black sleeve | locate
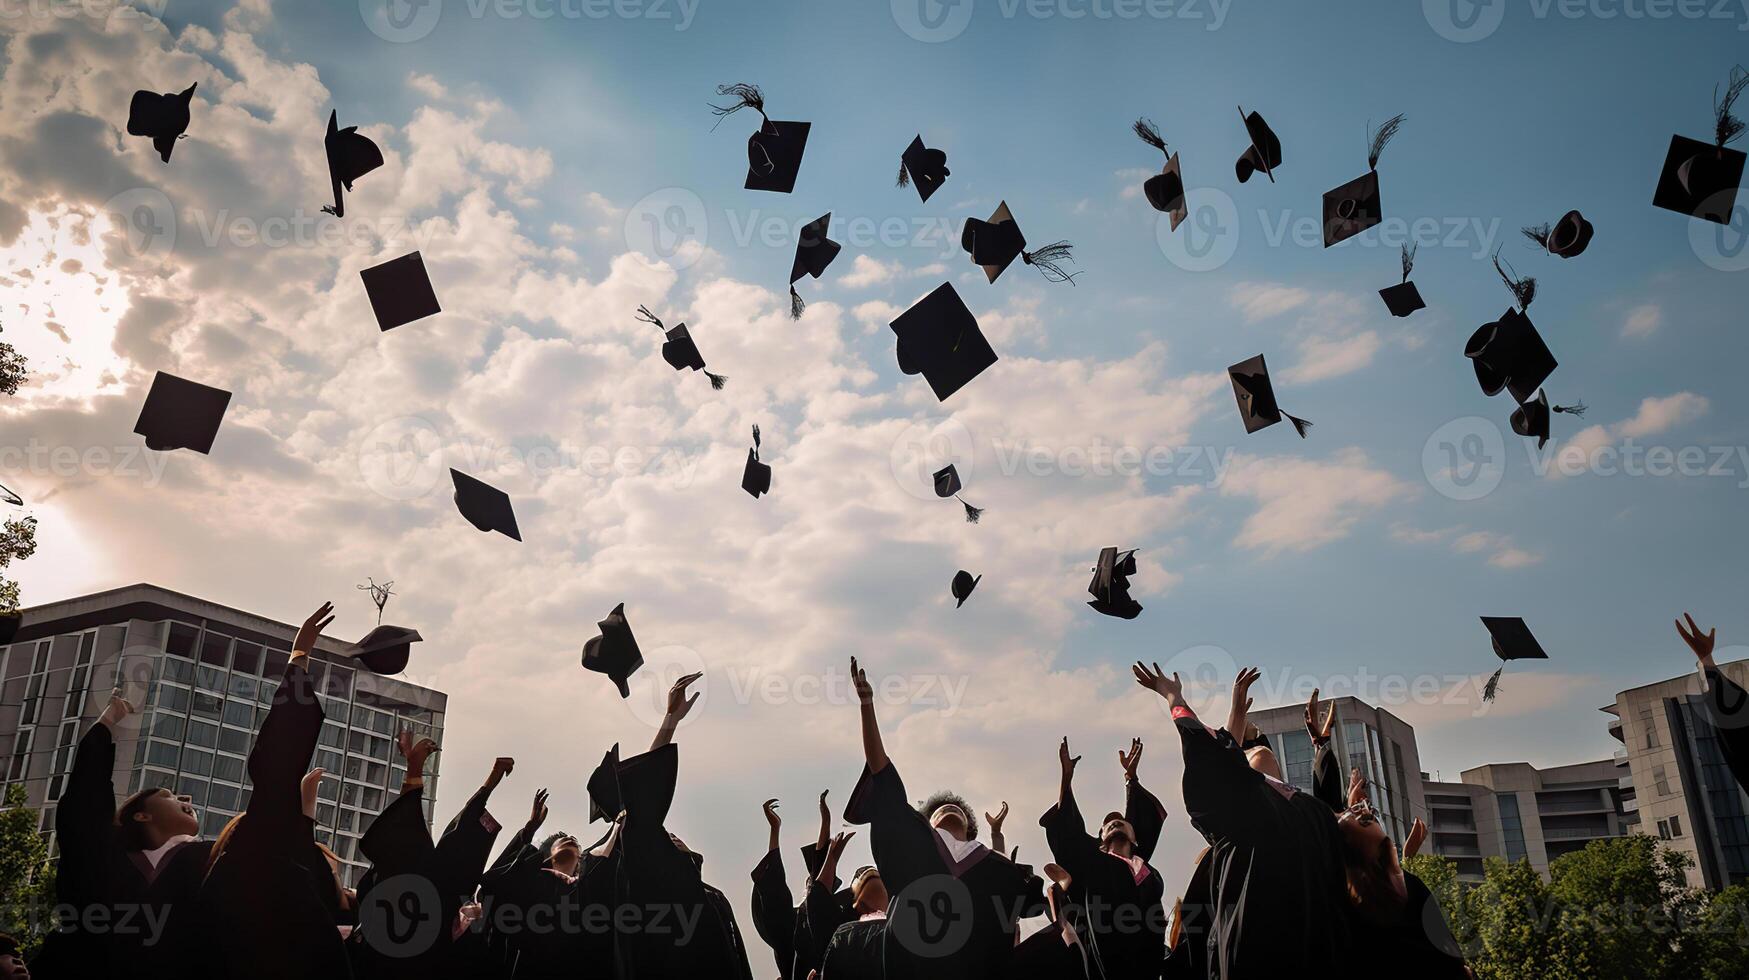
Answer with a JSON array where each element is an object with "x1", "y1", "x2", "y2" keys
[
  {"x1": 1125, "y1": 777, "x2": 1169, "y2": 862},
  {"x1": 54, "y1": 723, "x2": 120, "y2": 903},
  {"x1": 793, "y1": 876, "x2": 852, "y2": 979},
  {"x1": 1039, "y1": 785, "x2": 1102, "y2": 885},
  {"x1": 1311, "y1": 740, "x2": 1345, "y2": 813},
  {"x1": 1707, "y1": 668, "x2": 1749, "y2": 794},
  {"x1": 1177, "y1": 717, "x2": 1258, "y2": 836},
  {"x1": 843, "y1": 761, "x2": 910, "y2": 827},
  {"x1": 358, "y1": 784, "x2": 433, "y2": 879},
  {"x1": 244, "y1": 661, "x2": 325, "y2": 833},
  {"x1": 749, "y1": 847, "x2": 796, "y2": 979}
]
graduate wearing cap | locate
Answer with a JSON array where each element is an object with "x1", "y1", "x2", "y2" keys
[
  {"x1": 747, "y1": 794, "x2": 836, "y2": 980},
  {"x1": 1132, "y1": 662, "x2": 1352, "y2": 979},
  {"x1": 474, "y1": 785, "x2": 611, "y2": 978},
  {"x1": 1038, "y1": 737, "x2": 1169, "y2": 980},
  {"x1": 193, "y1": 603, "x2": 355, "y2": 980},
  {"x1": 1675, "y1": 613, "x2": 1749, "y2": 794},
  {"x1": 842, "y1": 656, "x2": 1045, "y2": 979},
  {"x1": 30, "y1": 693, "x2": 212, "y2": 980}
]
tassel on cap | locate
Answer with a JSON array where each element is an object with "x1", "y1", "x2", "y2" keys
[
  {"x1": 1400, "y1": 242, "x2": 1417, "y2": 284},
  {"x1": 1483, "y1": 667, "x2": 1504, "y2": 703},
  {"x1": 709, "y1": 82, "x2": 766, "y2": 129},
  {"x1": 1493, "y1": 251, "x2": 1537, "y2": 311},
  {"x1": 790, "y1": 286, "x2": 805, "y2": 320},
  {"x1": 1286, "y1": 414, "x2": 1313, "y2": 439},
  {"x1": 1133, "y1": 117, "x2": 1167, "y2": 155},
  {"x1": 634, "y1": 304, "x2": 663, "y2": 330},
  {"x1": 1367, "y1": 113, "x2": 1406, "y2": 171},
  {"x1": 1553, "y1": 400, "x2": 1585, "y2": 417},
  {"x1": 1715, "y1": 66, "x2": 1748, "y2": 148},
  {"x1": 958, "y1": 497, "x2": 983, "y2": 524},
  {"x1": 1021, "y1": 241, "x2": 1081, "y2": 284},
  {"x1": 750, "y1": 424, "x2": 761, "y2": 454},
  {"x1": 705, "y1": 371, "x2": 728, "y2": 391},
  {"x1": 897, "y1": 161, "x2": 910, "y2": 187}
]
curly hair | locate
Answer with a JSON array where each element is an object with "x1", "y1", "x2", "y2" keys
[{"x1": 916, "y1": 790, "x2": 979, "y2": 841}]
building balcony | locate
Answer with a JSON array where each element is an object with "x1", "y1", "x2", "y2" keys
[
  {"x1": 1543, "y1": 826, "x2": 1614, "y2": 840},
  {"x1": 1537, "y1": 800, "x2": 1613, "y2": 815}
]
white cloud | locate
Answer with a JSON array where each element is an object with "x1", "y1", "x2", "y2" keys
[
  {"x1": 1229, "y1": 282, "x2": 1312, "y2": 323},
  {"x1": 1621, "y1": 303, "x2": 1662, "y2": 340},
  {"x1": 839, "y1": 254, "x2": 899, "y2": 289},
  {"x1": 1222, "y1": 449, "x2": 1413, "y2": 555},
  {"x1": 1545, "y1": 392, "x2": 1711, "y2": 478}
]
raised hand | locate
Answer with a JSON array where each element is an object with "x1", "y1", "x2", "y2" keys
[
  {"x1": 1676, "y1": 613, "x2": 1718, "y2": 669},
  {"x1": 485, "y1": 757, "x2": 515, "y2": 790},
  {"x1": 1228, "y1": 666, "x2": 1261, "y2": 738},
  {"x1": 763, "y1": 798, "x2": 781, "y2": 831},
  {"x1": 301, "y1": 768, "x2": 325, "y2": 819},
  {"x1": 984, "y1": 801, "x2": 1009, "y2": 833},
  {"x1": 665, "y1": 672, "x2": 704, "y2": 723},
  {"x1": 397, "y1": 730, "x2": 440, "y2": 775},
  {"x1": 529, "y1": 788, "x2": 550, "y2": 831},
  {"x1": 1131, "y1": 662, "x2": 1183, "y2": 703},
  {"x1": 1404, "y1": 817, "x2": 1428, "y2": 860},
  {"x1": 825, "y1": 829, "x2": 855, "y2": 862},
  {"x1": 293, "y1": 602, "x2": 335, "y2": 658},
  {"x1": 1305, "y1": 687, "x2": 1337, "y2": 746},
  {"x1": 99, "y1": 694, "x2": 135, "y2": 730},
  {"x1": 849, "y1": 657, "x2": 873, "y2": 705},
  {"x1": 1118, "y1": 737, "x2": 1144, "y2": 782},
  {"x1": 817, "y1": 790, "x2": 832, "y2": 848},
  {"x1": 1346, "y1": 768, "x2": 1368, "y2": 809},
  {"x1": 1059, "y1": 737, "x2": 1081, "y2": 778}
]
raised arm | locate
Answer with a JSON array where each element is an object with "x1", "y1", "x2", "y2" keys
[
  {"x1": 1041, "y1": 738, "x2": 1102, "y2": 879},
  {"x1": 1679, "y1": 613, "x2": 1749, "y2": 792},
  {"x1": 1226, "y1": 667, "x2": 1261, "y2": 742},
  {"x1": 1306, "y1": 689, "x2": 1345, "y2": 812},
  {"x1": 247, "y1": 603, "x2": 332, "y2": 822},
  {"x1": 851, "y1": 657, "x2": 888, "y2": 774},
  {"x1": 398, "y1": 729, "x2": 440, "y2": 795},
  {"x1": 1120, "y1": 738, "x2": 1169, "y2": 861},
  {"x1": 650, "y1": 671, "x2": 703, "y2": 751},
  {"x1": 1135, "y1": 661, "x2": 1258, "y2": 833},
  {"x1": 984, "y1": 801, "x2": 1009, "y2": 857}
]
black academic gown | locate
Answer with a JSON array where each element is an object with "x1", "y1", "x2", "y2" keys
[
  {"x1": 1706, "y1": 667, "x2": 1749, "y2": 794},
  {"x1": 1343, "y1": 871, "x2": 1468, "y2": 980},
  {"x1": 1008, "y1": 917, "x2": 1094, "y2": 980},
  {"x1": 1176, "y1": 719, "x2": 1350, "y2": 980},
  {"x1": 793, "y1": 871, "x2": 856, "y2": 979},
  {"x1": 195, "y1": 660, "x2": 351, "y2": 980},
  {"x1": 31, "y1": 723, "x2": 214, "y2": 980},
  {"x1": 843, "y1": 762, "x2": 1046, "y2": 980},
  {"x1": 474, "y1": 821, "x2": 612, "y2": 979},
  {"x1": 750, "y1": 847, "x2": 798, "y2": 979},
  {"x1": 818, "y1": 917, "x2": 885, "y2": 980},
  {"x1": 1039, "y1": 784, "x2": 1167, "y2": 980}
]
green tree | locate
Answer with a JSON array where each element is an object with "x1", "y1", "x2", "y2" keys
[
  {"x1": 1545, "y1": 835, "x2": 1706, "y2": 980},
  {"x1": 0, "y1": 784, "x2": 54, "y2": 954},
  {"x1": 1694, "y1": 883, "x2": 1749, "y2": 980},
  {"x1": 1466, "y1": 855, "x2": 1564, "y2": 980},
  {"x1": 0, "y1": 515, "x2": 37, "y2": 615},
  {"x1": 0, "y1": 325, "x2": 25, "y2": 396}
]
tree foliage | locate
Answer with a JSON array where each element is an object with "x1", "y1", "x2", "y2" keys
[
  {"x1": 0, "y1": 784, "x2": 54, "y2": 955},
  {"x1": 0, "y1": 515, "x2": 38, "y2": 614}
]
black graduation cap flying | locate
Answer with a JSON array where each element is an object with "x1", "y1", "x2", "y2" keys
[
  {"x1": 931, "y1": 464, "x2": 984, "y2": 524},
  {"x1": 134, "y1": 371, "x2": 232, "y2": 454},
  {"x1": 322, "y1": 110, "x2": 385, "y2": 218},
  {"x1": 1, "y1": 483, "x2": 22, "y2": 507},
  {"x1": 450, "y1": 468, "x2": 521, "y2": 541},
  {"x1": 898, "y1": 135, "x2": 950, "y2": 203},
  {"x1": 1654, "y1": 67, "x2": 1748, "y2": 224},
  {"x1": 1087, "y1": 547, "x2": 1142, "y2": 620},
  {"x1": 1234, "y1": 105, "x2": 1281, "y2": 184},
  {"x1": 1379, "y1": 243, "x2": 1426, "y2": 318},
  {"x1": 349, "y1": 625, "x2": 422, "y2": 675},
  {"x1": 1521, "y1": 210, "x2": 1594, "y2": 259},
  {"x1": 1323, "y1": 113, "x2": 1404, "y2": 248},
  {"x1": 1479, "y1": 616, "x2": 1549, "y2": 702},
  {"x1": 1227, "y1": 355, "x2": 1310, "y2": 438},
  {"x1": 1465, "y1": 253, "x2": 1557, "y2": 405},
  {"x1": 961, "y1": 201, "x2": 1080, "y2": 285},
  {"x1": 890, "y1": 282, "x2": 998, "y2": 403},
  {"x1": 1510, "y1": 389, "x2": 1587, "y2": 450},
  {"x1": 742, "y1": 425, "x2": 771, "y2": 499},
  {"x1": 951, "y1": 570, "x2": 980, "y2": 608},
  {"x1": 126, "y1": 83, "x2": 196, "y2": 163},
  {"x1": 711, "y1": 83, "x2": 810, "y2": 194},
  {"x1": 582, "y1": 603, "x2": 643, "y2": 698},
  {"x1": 789, "y1": 213, "x2": 842, "y2": 319},
  {"x1": 360, "y1": 252, "x2": 441, "y2": 331},
  {"x1": 1133, "y1": 118, "x2": 1186, "y2": 230},
  {"x1": 637, "y1": 305, "x2": 726, "y2": 389}
]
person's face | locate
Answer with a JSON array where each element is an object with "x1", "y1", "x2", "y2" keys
[
  {"x1": 1099, "y1": 818, "x2": 1136, "y2": 855},
  {"x1": 853, "y1": 871, "x2": 888, "y2": 913},
  {"x1": 0, "y1": 949, "x2": 29, "y2": 980},
  {"x1": 929, "y1": 804, "x2": 969, "y2": 841},
  {"x1": 1245, "y1": 746, "x2": 1282, "y2": 781},
  {"x1": 551, "y1": 836, "x2": 582, "y2": 863},
  {"x1": 1337, "y1": 802, "x2": 1392, "y2": 861},
  {"x1": 134, "y1": 789, "x2": 200, "y2": 839}
]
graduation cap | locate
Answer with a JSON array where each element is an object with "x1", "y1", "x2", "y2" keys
[
  {"x1": 890, "y1": 282, "x2": 998, "y2": 402},
  {"x1": 134, "y1": 372, "x2": 232, "y2": 454},
  {"x1": 0, "y1": 611, "x2": 19, "y2": 646},
  {"x1": 1087, "y1": 547, "x2": 1142, "y2": 620},
  {"x1": 1509, "y1": 390, "x2": 1587, "y2": 450},
  {"x1": 1379, "y1": 243, "x2": 1426, "y2": 318},
  {"x1": 1653, "y1": 67, "x2": 1748, "y2": 224},
  {"x1": 1466, "y1": 254, "x2": 1557, "y2": 404},
  {"x1": 960, "y1": 202, "x2": 1080, "y2": 284},
  {"x1": 322, "y1": 110, "x2": 384, "y2": 218},
  {"x1": 711, "y1": 83, "x2": 810, "y2": 194},
  {"x1": 359, "y1": 252, "x2": 441, "y2": 331},
  {"x1": 0, "y1": 483, "x2": 21, "y2": 507},
  {"x1": 931, "y1": 464, "x2": 984, "y2": 523},
  {"x1": 950, "y1": 570, "x2": 981, "y2": 608},
  {"x1": 582, "y1": 603, "x2": 643, "y2": 699},
  {"x1": 1227, "y1": 355, "x2": 1311, "y2": 438},
  {"x1": 450, "y1": 469, "x2": 521, "y2": 541},
  {"x1": 898, "y1": 135, "x2": 950, "y2": 203},
  {"x1": 789, "y1": 213, "x2": 842, "y2": 319},
  {"x1": 742, "y1": 425, "x2": 771, "y2": 499},
  {"x1": 1322, "y1": 114, "x2": 1404, "y2": 248},
  {"x1": 1234, "y1": 106, "x2": 1282, "y2": 184},
  {"x1": 348, "y1": 625, "x2": 422, "y2": 675},
  {"x1": 1133, "y1": 118, "x2": 1187, "y2": 230},
  {"x1": 1479, "y1": 616, "x2": 1549, "y2": 702},
  {"x1": 636, "y1": 305, "x2": 726, "y2": 389},
  {"x1": 1522, "y1": 210, "x2": 1594, "y2": 259},
  {"x1": 126, "y1": 83, "x2": 196, "y2": 163}
]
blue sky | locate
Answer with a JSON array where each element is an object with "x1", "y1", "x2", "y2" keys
[{"x1": 3, "y1": 0, "x2": 1748, "y2": 939}]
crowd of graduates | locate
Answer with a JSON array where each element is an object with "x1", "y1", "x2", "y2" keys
[{"x1": 2, "y1": 604, "x2": 1744, "y2": 980}]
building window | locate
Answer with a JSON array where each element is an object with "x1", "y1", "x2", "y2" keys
[
  {"x1": 1653, "y1": 766, "x2": 1672, "y2": 796},
  {"x1": 1499, "y1": 793, "x2": 1528, "y2": 863},
  {"x1": 1639, "y1": 706, "x2": 1659, "y2": 749},
  {"x1": 1658, "y1": 819, "x2": 1671, "y2": 840},
  {"x1": 1670, "y1": 816, "x2": 1684, "y2": 838}
]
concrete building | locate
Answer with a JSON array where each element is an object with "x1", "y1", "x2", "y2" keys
[
  {"x1": 1420, "y1": 760, "x2": 1629, "y2": 882},
  {"x1": 1604, "y1": 659, "x2": 1749, "y2": 891},
  {"x1": 1247, "y1": 696, "x2": 1424, "y2": 847},
  {"x1": 0, "y1": 584, "x2": 447, "y2": 887}
]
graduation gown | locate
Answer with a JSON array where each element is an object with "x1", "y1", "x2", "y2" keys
[
  {"x1": 843, "y1": 762, "x2": 1046, "y2": 980},
  {"x1": 1008, "y1": 917, "x2": 1093, "y2": 980},
  {"x1": 195, "y1": 659, "x2": 351, "y2": 980},
  {"x1": 1176, "y1": 718, "x2": 1350, "y2": 980},
  {"x1": 792, "y1": 872, "x2": 855, "y2": 979},
  {"x1": 1705, "y1": 667, "x2": 1749, "y2": 794},
  {"x1": 474, "y1": 821, "x2": 610, "y2": 978},
  {"x1": 1342, "y1": 871, "x2": 1468, "y2": 980},
  {"x1": 750, "y1": 848, "x2": 798, "y2": 979},
  {"x1": 31, "y1": 723, "x2": 214, "y2": 980},
  {"x1": 818, "y1": 917, "x2": 885, "y2": 980},
  {"x1": 1039, "y1": 784, "x2": 1167, "y2": 979}
]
